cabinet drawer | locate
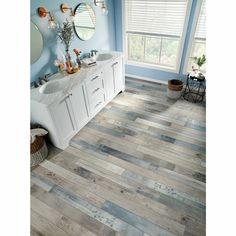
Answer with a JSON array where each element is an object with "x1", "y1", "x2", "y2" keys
[
  {"x1": 89, "y1": 92, "x2": 105, "y2": 113},
  {"x1": 86, "y1": 75, "x2": 103, "y2": 97}
]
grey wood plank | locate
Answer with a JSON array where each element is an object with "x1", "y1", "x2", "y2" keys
[
  {"x1": 32, "y1": 172, "x2": 145, "y2": 236},
  {"x1": 31, "y1": 77, "x2": 205, "y2": 236},
  {"x1": 31, "y1": 195, "x2": 96, "y2": 236},
  {"x1": 31, "y1": 210, "x2": 70, "y2": 236},
  {"x1": 51, "y1": 185, "x2": 145, "y2": 236},
  {"x1": 31, "y1": 185, "x2": 122, "y2": 236},
  {"x1": 39, "y1": 159, "x2": 185, "y2": 236},
  {"x1": 102, "y1": 201, "x2": 177, "y2": 236}
]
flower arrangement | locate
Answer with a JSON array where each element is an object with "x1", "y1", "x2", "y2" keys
[
  {"x1": 57, "y1": 20, "x2": 74, "y2": 54},
  {"x1": 57, "y1": 20, "x2": 76, "y2": 73},
  {"x1": 54, "y1": 59, "x2": 65, "y2": 72}
]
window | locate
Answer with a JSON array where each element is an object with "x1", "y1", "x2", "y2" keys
[
  {"x1": 125, "y1": 0, "x2": 190, "y2": 71},
  {"x1": 187, "y1": 0, "x2": 206, "y2": 72}
]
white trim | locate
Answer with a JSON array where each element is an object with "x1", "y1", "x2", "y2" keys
[
  {"x1": 126, "y1": 60, "x2": 177, "y2": 73},
  {"x1": 176, "y1": 0, "x2": 193, "y2": 73},
  {"x1": 125, "y1": 73, "x2": 168, "y2": 85},
  {"x1": 121, "y1": 0, "x2": 126, "y2": 55},
  {"x1": 183, "y1": 0, "x2": 203, "y2": 73},
  {"x1": 122, "y1": 0, "x2": 193, "y2": 74}
]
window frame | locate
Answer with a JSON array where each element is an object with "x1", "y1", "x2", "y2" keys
[
  {"x1": 122, "y1": 0, "x2": 193, "y2": 73},
  {"x1": 183, "y1": 0, "x2": 205, "y2": 74}
]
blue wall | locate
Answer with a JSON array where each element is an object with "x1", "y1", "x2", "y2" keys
[
  {"x1": 114, "y1": 0, "x2": 198, "y2": 82},
  {"x1": 30, "y1": 0, "x2": 115, "y2": 82}
]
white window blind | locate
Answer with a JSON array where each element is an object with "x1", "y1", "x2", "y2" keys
[
  {"x1": 125, "y1": 0, "x2": 188, "y2": 37},
  {"x1": 195, "y1": 0, "x2": 206, "y2": 39}
]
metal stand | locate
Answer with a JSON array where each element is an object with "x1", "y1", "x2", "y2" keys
[{"x1": 183, "y1": 74, "x2": 206, "y2": 103}]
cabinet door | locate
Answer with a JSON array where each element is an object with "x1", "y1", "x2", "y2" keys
[
  {"x1": 112, "y1": 57, "x2": 124, "y2": 94},
  {"x1": 103, "y1": 64, "x2": 115, "y2": 101},
  {"x1": 69, "y1": 84, "x2": 89, "y2": 129},
  {"x1": 49, "y1": 96, "x2": 76, "y2": 146}
]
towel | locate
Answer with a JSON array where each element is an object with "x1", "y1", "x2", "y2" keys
[{"x1": 82, "y1": 58, "x2": 97, "y2": 67}]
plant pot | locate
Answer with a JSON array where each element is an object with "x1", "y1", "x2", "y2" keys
[{"x1": 167, "y1": 79, "x2": 183, "y2": 99}]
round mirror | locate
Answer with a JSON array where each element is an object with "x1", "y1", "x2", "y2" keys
[
  {"x1": 30, "y1": 21, "x2": 43, "y2": 64},
  {"x1": 74, "y1": 3, "x2": 96, "y2": 41}
]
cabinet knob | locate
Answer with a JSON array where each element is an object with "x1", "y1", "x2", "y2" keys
[
  {"x1": 112, "y1": 62, "x2": 118, "y2": 67},
  {"x1": 93, "y1": 88, "x2": 100, "y2": 94},
  {"x1": 91, "y1": 76, "x2": 99, "y2": 82},
  {"x1": 95, "y1": 101, "x2": 102, "y2": 108}
]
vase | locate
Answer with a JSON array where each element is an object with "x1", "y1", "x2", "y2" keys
[{"x1": 64, "y1": 52, "x2": 72, "y2": 73}]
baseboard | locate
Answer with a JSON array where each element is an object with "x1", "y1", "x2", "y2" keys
[{"x1": 125, "y1": 73, "x2": 168, "y2": 85}]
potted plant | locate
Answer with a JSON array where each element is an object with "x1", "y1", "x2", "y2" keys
[{"x1": 192, "y1": 54, "x2": 206, "y2": 71}]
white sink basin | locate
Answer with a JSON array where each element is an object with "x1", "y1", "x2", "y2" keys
[
  {"x1": 39, "y1": 78, "x2": 68, "y2": 94},
  {"x1": 96, "y1": 53, "x2": 113, "y2": 61}
]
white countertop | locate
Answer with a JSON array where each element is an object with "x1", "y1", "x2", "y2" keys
[{"x1": 31, "y1": 51, "x2": 122, "y2": 106}]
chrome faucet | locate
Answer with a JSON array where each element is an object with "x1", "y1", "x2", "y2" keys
[
  {"x1": 90, "y1": 50, "x2": 98, "y2": 57},
  {"x1": 30, "y1": 81, "x2": 39, "y2": 88},
  {"x1": 38, "y1": 77, "x2": 45, "y2": 85}
]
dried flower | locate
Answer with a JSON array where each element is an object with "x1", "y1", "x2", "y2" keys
[
  {"x1": 57, "y1": 20, "x2": 74, "y2": 53},
  {"x1": 73, "y1": 48, "x2": 81, "y2": 56},
  {"x1": 54, "y1": 59, "x2": 61, "y2": 67}
]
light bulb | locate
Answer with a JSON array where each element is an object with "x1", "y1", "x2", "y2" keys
[
  {"x1": 101, "y1": 3, "x2": 108, "y2": 15},
  {"x1": 48, "y1": 19, "x2": 58, "y2": 29}
]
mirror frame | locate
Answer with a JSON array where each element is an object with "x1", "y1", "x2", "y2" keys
[
  {"x1": 30, "y1": 21, "x2": 44, "y2": 64},
  {"x1": 73, "y1": 3, "x2": 96, "y2": 41}
]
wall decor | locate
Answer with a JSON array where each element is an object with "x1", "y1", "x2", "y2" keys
[
  {"x1": 74, "y1": 3, "x2": 96, "y2": 41},
  {"x1": 30, "y1": 21, "x2": 43, "y2": 64}
]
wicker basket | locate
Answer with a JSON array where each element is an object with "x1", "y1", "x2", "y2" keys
[
  {"x1": 168, "y1": 79, "x2": 183, "y2": 91},
  {"x1": 167, "y1": 79, "x2": 183, "y2": 99},
  {"x1": 30, "y1": 136, "x2": 48, "y2": 167}
]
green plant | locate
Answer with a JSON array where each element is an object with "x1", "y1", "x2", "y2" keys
[
  {"x1": 193, "y1": 54, "x2": 206, "y2": 68},
  {"x1": 57, "y1": 20, "x2": 74, "y2": 53}
]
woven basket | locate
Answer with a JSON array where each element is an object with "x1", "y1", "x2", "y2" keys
[
  {"x1": 168, "y1": 79, "x2": 183, "y2": 91},
  {"x1": 30, "y1": 136, "x2": 48, "y2": 167}
]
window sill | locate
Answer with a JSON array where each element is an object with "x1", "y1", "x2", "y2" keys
[{"x1": 125, "y1": 60, "x2": 178, "y2": 73}]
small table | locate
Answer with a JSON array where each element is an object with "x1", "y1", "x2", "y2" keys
[{"x1": 183, "y1": 72, "x2": 206, "y2": 103}]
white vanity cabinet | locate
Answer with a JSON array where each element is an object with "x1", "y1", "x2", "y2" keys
[
  {"x1": 46, "y1": 82, "x2": 89, "y2": 149},
  {"x1": 103, "y1": 63, "x2": 115, "y2": 101},
  {"x1": 102, "y1": 56, "x2": 124, "y2": 101},
  {"x1": 84, "y1": 73, "x2": 106, "y2": 115},
  {"x1": 48, "y1": 94, "x2": 76, "y2": 148},
  {"x1": 112, "y1": 57, "x2": 124, "y2": 94},
  {"x1": 69, "y1": 83, "x2": 89, "y2": 129},
  {"x1": 31, "y1": 52, "x2": 125, "y2": 150}
]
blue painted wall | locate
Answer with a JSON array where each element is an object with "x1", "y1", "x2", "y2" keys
[
  {"x1": 114, "y1": 0, "x2": 198, "y2": 82},
  {"x1": 30, "y1": 0, "x2": 115, "y2": 82}
]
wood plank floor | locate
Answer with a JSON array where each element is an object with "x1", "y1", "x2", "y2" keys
[{"x1": 31, "y1": 77, "x2": 206, "y2": 236}]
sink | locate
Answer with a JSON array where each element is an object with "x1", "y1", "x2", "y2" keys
[
  {"x1": 96, "y1": 53, "x2": 113, "y2": 61},
  {"x1": 39, "y1": 78, "x2": 68, "y2": 94}
]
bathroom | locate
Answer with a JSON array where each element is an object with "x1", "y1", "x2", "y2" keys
[
  {"x1": 29, "y1": 1, "x2": 208, "y2": 235},
  {"x1": 5, "y1": 0, "x2": 236, "y2": 235}
]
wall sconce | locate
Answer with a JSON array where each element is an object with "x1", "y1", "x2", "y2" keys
[
  {"x1": 94, "y1": 0, "x2": 108, "y2": 15},
  {"x1": 37, "y1": 7, "x2": 58, "y2": 29},
  {"x1": 60, "y1": 3, "x2": 75, "y2": 22}
]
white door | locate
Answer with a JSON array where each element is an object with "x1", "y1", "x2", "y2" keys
[
  {"x1": 103, "y1": 63, "x2": 115, "y2": 101},
  {"x1": 113, "y1": 57, "x2": 124, "y2": 94},
  {"x1": 69, "y1": 84, "x2": 89, "y2": 129},
  {"x1": 49, "y1": 95, "x2": 76, "y2": 146}
]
